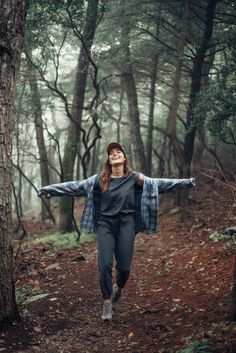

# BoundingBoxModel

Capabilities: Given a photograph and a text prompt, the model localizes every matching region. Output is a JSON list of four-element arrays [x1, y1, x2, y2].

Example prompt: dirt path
[[1, 186, 236, 352]]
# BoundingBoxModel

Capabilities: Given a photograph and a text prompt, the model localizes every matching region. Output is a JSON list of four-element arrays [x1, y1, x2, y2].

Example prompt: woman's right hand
[[37, 190, 51, 199]]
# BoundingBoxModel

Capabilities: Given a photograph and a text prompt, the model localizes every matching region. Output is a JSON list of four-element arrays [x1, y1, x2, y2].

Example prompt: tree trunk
[[146, 4, 161, 176], [158, 0, 189, 177], [58, 0, 98, 233], [117, 76, 124, 142], [194, 49, 215, 165], [15, 84, 25, 218], [49, 108, 63, 184], [146, 54, 159, 176], [232, 256, 236, 321], [0, 0, 27, 323], [90, 138, 99, 175], [120, 0, 147, 173], [26, 47, 51, 222], [183, 0, 217, 176], [175, 0, 217, 207]]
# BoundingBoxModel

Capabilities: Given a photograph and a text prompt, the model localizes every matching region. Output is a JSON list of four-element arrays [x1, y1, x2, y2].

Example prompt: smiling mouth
[[111, 158, 122, 163]]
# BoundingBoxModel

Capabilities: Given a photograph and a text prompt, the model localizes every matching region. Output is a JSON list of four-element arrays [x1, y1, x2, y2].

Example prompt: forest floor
[[1, 178, 236, 353]]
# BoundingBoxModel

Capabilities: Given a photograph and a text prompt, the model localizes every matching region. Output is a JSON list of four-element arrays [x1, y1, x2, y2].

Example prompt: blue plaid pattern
[[38, 174, 195, 234]]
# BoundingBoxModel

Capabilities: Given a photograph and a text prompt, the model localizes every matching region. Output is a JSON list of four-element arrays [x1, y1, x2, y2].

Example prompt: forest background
[[0, 0, 236, 346], [13, 0, 236, 232]]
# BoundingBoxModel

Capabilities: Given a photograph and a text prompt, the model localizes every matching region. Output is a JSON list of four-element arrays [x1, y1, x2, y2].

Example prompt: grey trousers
[[97, 214, 136, 299]]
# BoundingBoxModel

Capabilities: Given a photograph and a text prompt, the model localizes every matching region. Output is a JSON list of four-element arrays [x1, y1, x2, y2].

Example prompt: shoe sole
[[102, 317, 112, 322]]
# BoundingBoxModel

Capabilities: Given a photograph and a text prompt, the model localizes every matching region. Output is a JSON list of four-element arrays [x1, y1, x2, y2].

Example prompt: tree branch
[[13, 164, 56, 224]]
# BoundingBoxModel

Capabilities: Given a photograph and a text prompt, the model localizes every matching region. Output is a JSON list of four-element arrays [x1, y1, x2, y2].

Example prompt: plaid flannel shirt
[[38, 173, 195, 234]]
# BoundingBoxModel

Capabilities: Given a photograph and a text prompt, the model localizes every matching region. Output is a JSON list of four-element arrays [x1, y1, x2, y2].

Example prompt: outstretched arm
[[37, 174, 99, 198], [137, 173, 195, 193], [38, 174, 99, 199], [37, 180, 87, 198], [157, 177, 195, 193]]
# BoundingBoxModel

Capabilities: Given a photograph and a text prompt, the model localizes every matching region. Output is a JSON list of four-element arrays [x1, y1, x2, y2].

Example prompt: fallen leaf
[[24, 293, 49, 304], [33, 327, 42, 333]]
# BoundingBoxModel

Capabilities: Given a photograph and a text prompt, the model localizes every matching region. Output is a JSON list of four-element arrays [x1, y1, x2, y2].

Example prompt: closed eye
[[110, 151, 122, 157]]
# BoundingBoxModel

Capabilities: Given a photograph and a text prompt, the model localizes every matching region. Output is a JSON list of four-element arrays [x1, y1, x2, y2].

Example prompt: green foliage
[[194, 29, 236, 145], [195, 84, 236, 145], [13, 0, 236, 216], [171, 303, 182, 312], [27, 0, 86, 31], [209, 227, 236, 253], [209, 227, 236, 243], [32, 231, 96, 248], [16, 285, 34, 304], [177, 338, 212, 353], [16, 285, 48, 317]]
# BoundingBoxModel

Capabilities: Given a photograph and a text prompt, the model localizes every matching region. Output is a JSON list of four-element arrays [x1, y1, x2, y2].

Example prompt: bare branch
[[193, 165, 236, 192], [13, 164, 56, 224], [134, 25, 178, 53]]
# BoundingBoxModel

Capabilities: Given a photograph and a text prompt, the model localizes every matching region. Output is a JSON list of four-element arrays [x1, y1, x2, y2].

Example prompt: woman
[[38, 142, 195, 322]]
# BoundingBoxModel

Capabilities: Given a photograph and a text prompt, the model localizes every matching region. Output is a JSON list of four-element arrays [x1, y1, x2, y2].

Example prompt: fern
[[178, 338, 212, 353]]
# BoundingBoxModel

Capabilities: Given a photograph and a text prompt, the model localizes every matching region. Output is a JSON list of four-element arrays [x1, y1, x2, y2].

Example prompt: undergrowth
[[32, 231, 96, 248], [209, 227, 236, 252], [177, 338, 213, 353]]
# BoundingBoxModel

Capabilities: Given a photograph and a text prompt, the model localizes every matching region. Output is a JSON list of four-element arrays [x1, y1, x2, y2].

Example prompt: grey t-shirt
[[100, 171, 139, 216]]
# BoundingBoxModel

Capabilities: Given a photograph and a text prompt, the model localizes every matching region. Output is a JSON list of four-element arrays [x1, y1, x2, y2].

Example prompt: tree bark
[[26, 47, 51, 222], [15, 84, 25, 218], [158, 0, 189, 178], [0, 0, 27, 323], [232, 257, 236, 321], [146, 53, 159, 176], [146, 3, 162, 176], [194, 49, 215, 165], [174, 0, 217, 206], [120, 0, 147, 173], [183, 0, 217, 176], [58, 0, 98, 233], [117, 76, 124, 143]]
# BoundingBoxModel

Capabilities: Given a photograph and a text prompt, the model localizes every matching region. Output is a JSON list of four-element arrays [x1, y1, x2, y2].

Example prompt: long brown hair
[[100, 157, 132, 192]]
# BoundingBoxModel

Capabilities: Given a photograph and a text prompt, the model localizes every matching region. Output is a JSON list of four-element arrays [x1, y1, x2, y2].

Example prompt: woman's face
[[108, 148, 126, 166]]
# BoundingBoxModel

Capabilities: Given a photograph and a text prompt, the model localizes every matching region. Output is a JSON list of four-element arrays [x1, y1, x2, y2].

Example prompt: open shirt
[[38, 173, 195, 234]]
